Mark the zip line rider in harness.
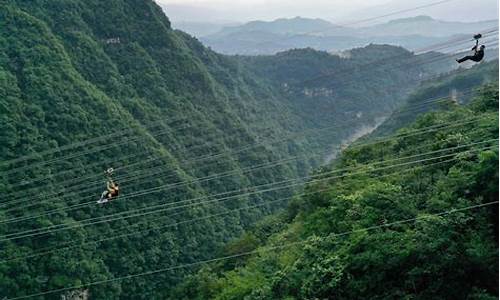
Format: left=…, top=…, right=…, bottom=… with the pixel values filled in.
left=97, top=168, right=120, bottom=204
left=456, top=34, right=486, bottom=64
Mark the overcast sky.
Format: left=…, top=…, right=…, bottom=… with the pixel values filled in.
left=156, top=0, right=498, bottom=24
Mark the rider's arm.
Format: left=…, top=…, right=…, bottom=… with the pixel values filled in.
left=473, top=39, right=479, bottom=52
left=107, top=180, right=113, bottom=191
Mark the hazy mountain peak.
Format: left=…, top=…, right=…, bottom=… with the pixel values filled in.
left=205, top=16, right=337, bottom=40
left=388, top=15, right=435, bottom=23
left=242, top=16, right=333, bottom=29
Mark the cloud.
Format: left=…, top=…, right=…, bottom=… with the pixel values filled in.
left=157, top=0, right=391, bottom=22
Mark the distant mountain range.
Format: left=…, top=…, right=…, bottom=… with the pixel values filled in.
left=191, top=16, right=498, bottom=55
left=172, top=21, right=240, bottom=37
left=210, top=17, right=333, bottom=37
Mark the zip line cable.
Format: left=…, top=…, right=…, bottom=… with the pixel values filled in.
left=2, top=113, right=491, bottom=223
left=7, top=200, right=498, bottom=300
left=2, top=79, right=479, bottom=208
left=1, top=144, right=495, bottom=269
left=0, top=154, right=474, bottom=264
left=0, top=114, right=470, bottom=215
left=5, top=138, right=492, bottom=239
left=1, top=141, right=495, bottom=242
left=11, top=98, right=475, bottom=209
left=3, top=113, right=493, bottom=227
left=2, top=109, right=496, bottom=251
left=7, top=123, right=197, bottom=175
left=2, top=140, right=495, bottom=264
left=5, top=132, right=489, bottom=229
left=1, top=145, right=488, bottom=241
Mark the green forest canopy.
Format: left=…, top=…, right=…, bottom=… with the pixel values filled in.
left=0, top=0, right=498, bottom=298
left=171, top=84, right=499, bottom=300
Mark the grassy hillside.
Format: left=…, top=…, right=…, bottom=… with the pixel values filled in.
left=172, top=84, right=499, bottom=299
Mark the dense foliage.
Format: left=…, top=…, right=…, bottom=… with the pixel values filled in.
left=0, top=0, right=496, bottom=298
left=375, top=61, right=499, bottom=136
left=172, top=84, right=499, bottom=299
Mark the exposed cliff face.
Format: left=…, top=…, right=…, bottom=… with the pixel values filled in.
left=61, top=289, right=89, bottom=300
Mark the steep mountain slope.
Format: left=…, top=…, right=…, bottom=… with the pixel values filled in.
left=375, top=60, right=499, bottom=136
left=171, top=83, right=499, bottom=300
left=0, top=1, right=461, bottom=298
left=240, top=46, right=450, bottom=130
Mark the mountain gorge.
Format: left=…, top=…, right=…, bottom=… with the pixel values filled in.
left=171, top=73, right=499, bottom=300
left=172, top=84, right=498, bottom=299
left=0, top=0, right=497, bottom=299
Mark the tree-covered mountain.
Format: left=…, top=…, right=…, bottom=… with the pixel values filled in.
left=200, top=16, right=498, bottom=55
left=0, top=0, right=468, bottom=298
left=171, top=21, right=240, bottom=38
left=374, top=60, right=499, bottom=137
left=171, top=82, right=499, bottom=300
left=207, top=17, right=335, bottom=38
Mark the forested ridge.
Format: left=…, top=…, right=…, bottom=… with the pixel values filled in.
left=374, top=61, right=499, bottom=137
left=172, top=83, right=499, bottom=300
left=0, top=0, right=497, bottom=299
